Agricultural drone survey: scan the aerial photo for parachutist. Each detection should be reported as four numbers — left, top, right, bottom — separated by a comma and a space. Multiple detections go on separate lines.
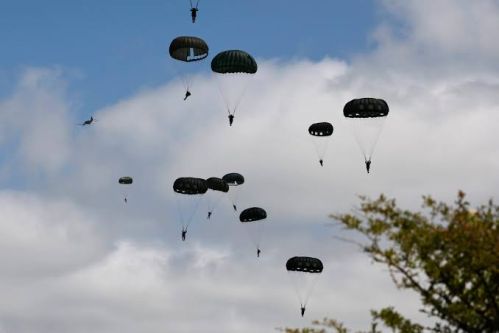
301, 306, 306, 317
124, 197, 127, 204
344, 98, 388, 175
184, 90, 191, 100
228, 114, 234, 126
319, 159, 323, 167
181, 228, 187, 241
190, 7, 198, 23
257, 248, 261, 257
207, 211, 212, 219
233, 204, 237, 212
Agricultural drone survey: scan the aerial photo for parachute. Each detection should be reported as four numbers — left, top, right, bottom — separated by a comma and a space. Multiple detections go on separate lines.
222, 173, 245, 212
343, 98, 389, 173
173, 177, 208, 195
286, 256, 323, 316
173, 177, 208, 241
169, 36, 209, 100
222, 173, 245, 186
308, 122, 334, 167
118, 176, 133, 203
239, 207, 267, 257
205, 177, 229, 220
211, 50, 257, 126
240, 207, 267, 222
118, 176, 133, 185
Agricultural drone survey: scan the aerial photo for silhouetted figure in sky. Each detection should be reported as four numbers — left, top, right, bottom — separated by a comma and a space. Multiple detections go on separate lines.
301, 306, 306, 317
80, 116, 94, 126
257, 248, 261, 258
319, 159, 323, 167
207, 211, 212, 219
124, 197, 127, 204
232, 204, 237, 212
184, 90, 191, 100
228, 114, 234, 126
190, 7, 198, 23
190, 1, 199, 23
181, 228, 187, 241
365, 159, 371, 173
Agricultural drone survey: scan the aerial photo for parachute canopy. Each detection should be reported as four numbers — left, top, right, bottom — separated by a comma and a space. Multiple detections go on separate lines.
222, 173, 245, 186
118, 176, 133, 184
240, 207, 267, 222
211, 50, 257, 74
169, 36, 209, 62
286, 257, 323, 273
206, 177, 229, 193
173, 177, 208, 195
308, 122, 333, 136
343, 98, 389, 118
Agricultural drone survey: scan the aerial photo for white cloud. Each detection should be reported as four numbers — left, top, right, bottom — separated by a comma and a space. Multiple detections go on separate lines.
0, 68, 72, 180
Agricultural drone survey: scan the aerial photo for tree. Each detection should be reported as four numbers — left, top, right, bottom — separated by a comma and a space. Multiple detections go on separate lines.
281, 192, 499, 333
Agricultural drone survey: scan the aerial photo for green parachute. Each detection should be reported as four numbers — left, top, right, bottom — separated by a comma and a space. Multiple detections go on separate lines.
205, 177, 229, 220
286, 256, 324, 317
343, 98, 389, 173
308, 122, 334, 167
118, 176, 133, 203
169, 36, 209, 100
239, 207, 267, 258
211, 50, 257, 126
173, 177, 208, 241
222, 173, 245, 212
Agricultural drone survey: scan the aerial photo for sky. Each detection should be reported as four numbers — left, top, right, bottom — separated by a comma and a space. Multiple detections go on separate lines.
1, 1, 499, 332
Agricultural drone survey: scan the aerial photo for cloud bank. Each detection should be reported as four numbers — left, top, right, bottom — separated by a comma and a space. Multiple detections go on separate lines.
0, 1, 498, 332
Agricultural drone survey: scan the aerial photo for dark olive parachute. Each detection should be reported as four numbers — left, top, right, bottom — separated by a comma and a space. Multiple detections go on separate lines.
173, 177, 208, 194
206, 177, 229, 193
169, 36, 209, 62
211, 50, 257, 74
118, 176, 133, 184
240, 207, 267, 222
308, 122, 333, 136
287, 256, 324, 316
222, 173, 245, 186
286, 257, 323, 273
343, 98, 390, 173
343, 98, 389, 118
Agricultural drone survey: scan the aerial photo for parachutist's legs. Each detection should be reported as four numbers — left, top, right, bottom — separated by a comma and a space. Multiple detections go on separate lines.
301, 306, 305, 317
319, 159, 323, 167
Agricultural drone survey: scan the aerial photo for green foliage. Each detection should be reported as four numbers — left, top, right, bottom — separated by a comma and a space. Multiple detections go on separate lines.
278, 318, 349, 333
283, 192, 499, 333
